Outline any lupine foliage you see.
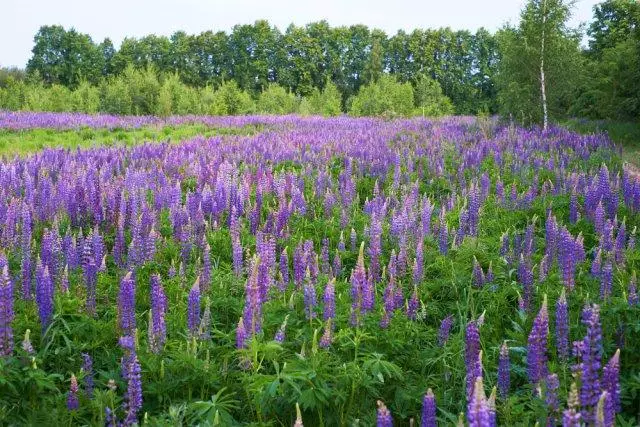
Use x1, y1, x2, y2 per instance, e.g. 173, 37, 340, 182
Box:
0, 113, 638, 426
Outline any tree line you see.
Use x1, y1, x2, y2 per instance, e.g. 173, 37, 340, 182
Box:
0, 0, 638, 123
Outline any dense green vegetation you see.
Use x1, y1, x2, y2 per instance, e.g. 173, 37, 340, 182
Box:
1, 0, 637, 124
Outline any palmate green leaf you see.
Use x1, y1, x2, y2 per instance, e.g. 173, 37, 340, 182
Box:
188, 387, 239, 426
361, 352, 404, 384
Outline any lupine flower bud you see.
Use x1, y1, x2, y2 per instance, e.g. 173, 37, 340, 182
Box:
527, 296, 548, 385
421, 388, 437, 427
376, 400, 393, 427
67, 374, 79, 411
498, 341, 510, 398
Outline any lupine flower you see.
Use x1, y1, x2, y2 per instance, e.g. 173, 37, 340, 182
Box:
465, 321, 481, 398
21, 329, 34, 354
498, 341, 510, 398
0, 266, 14, 356
569, 190, 579, 223
350, 242, 367, 326
376, 400, 393, 427
35, 262, 54, 331
82, 353, 94, 397
546, 373, 560, 424
600, 260, 613, 300
575, 304, 603, 424
563, 382, 582, 427
67, 374, 79, 411
294, 402, 304, 427
119, 336, 142, 426
527, 296, 548, 385
421, 388, 437, 427
556, 289, 569, 361
323, 278, 335, 321
438, 314, 454, 346
118, 272, 136, 336
595, 391, 614, 427
279, 247, 289, 288
319, 319, 333, 348
407, 286, 419, 321
149, 274, 167, 353
602, 349, 620, 413
467, 377, 492, 427
187, 278, 201, 337
274, 316, 288, 343
332, 250, 342, 278
236, 316, 248, 349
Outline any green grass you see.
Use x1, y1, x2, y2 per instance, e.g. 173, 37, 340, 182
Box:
563, 119, 640, 167
0, 123, 261, 157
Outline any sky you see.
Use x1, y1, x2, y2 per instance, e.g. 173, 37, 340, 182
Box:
1, 0, 601, 68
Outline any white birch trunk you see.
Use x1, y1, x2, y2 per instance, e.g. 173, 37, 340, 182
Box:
540, 0, 548, 130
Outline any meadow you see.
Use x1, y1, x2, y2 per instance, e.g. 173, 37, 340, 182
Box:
0, 111, 639, 426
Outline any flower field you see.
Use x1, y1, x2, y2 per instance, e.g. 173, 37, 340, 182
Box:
0, 112, 639, 426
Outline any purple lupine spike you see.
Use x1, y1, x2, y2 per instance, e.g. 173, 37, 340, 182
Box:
614, 221, 626, 264
338, 231, 346, 252
376, 400, 393, 427
279, 247, 289, 288
465, 320, 481, 398
303, 268, 317, 320
546, 373, 560, 424
556, 289, 569, 362
438, 208, 448, 255
332, 250, 342, 278
594, 201, 605, 236
563, 382, 582, 427
320, 238, 330, 275
527, 296, 549, 385
236, 316, 248, 349
499, 232, 510, 257
467, 376, 491, 427
472, 256, 485, 287
187, 277, 201, 337
600, 260, 613, 300
230, 209, 243, 276
498, 341, 510, 398
21, 206, 33, 300
0, 265, 14, 356
602, 349, 620, 414
628, 273, 638, 306
149, 274, 167, 353
67, 374, 79, 411
118, 272, 136, 336
350, 242, 367, 327
319, 318, 333, 348
274, 315, 288, 343
35, 261, 54, 331
368, 212, 382, 282
438, 314, 454, 346
596, 391, 614, 427
421, 388, 437, 427
323, 278, 336, 321
119, 336, 142, 426
407, 286, 419, 321
591, 248, 602, 279
82, 353, 94, 397
575, 304, 603, 424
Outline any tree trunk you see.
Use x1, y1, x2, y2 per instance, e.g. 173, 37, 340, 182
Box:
540, 0, 548, 131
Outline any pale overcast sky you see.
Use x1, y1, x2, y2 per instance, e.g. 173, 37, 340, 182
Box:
1, 0, 601, 68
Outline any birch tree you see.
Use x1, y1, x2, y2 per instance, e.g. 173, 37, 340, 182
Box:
496, 0, 583, 127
